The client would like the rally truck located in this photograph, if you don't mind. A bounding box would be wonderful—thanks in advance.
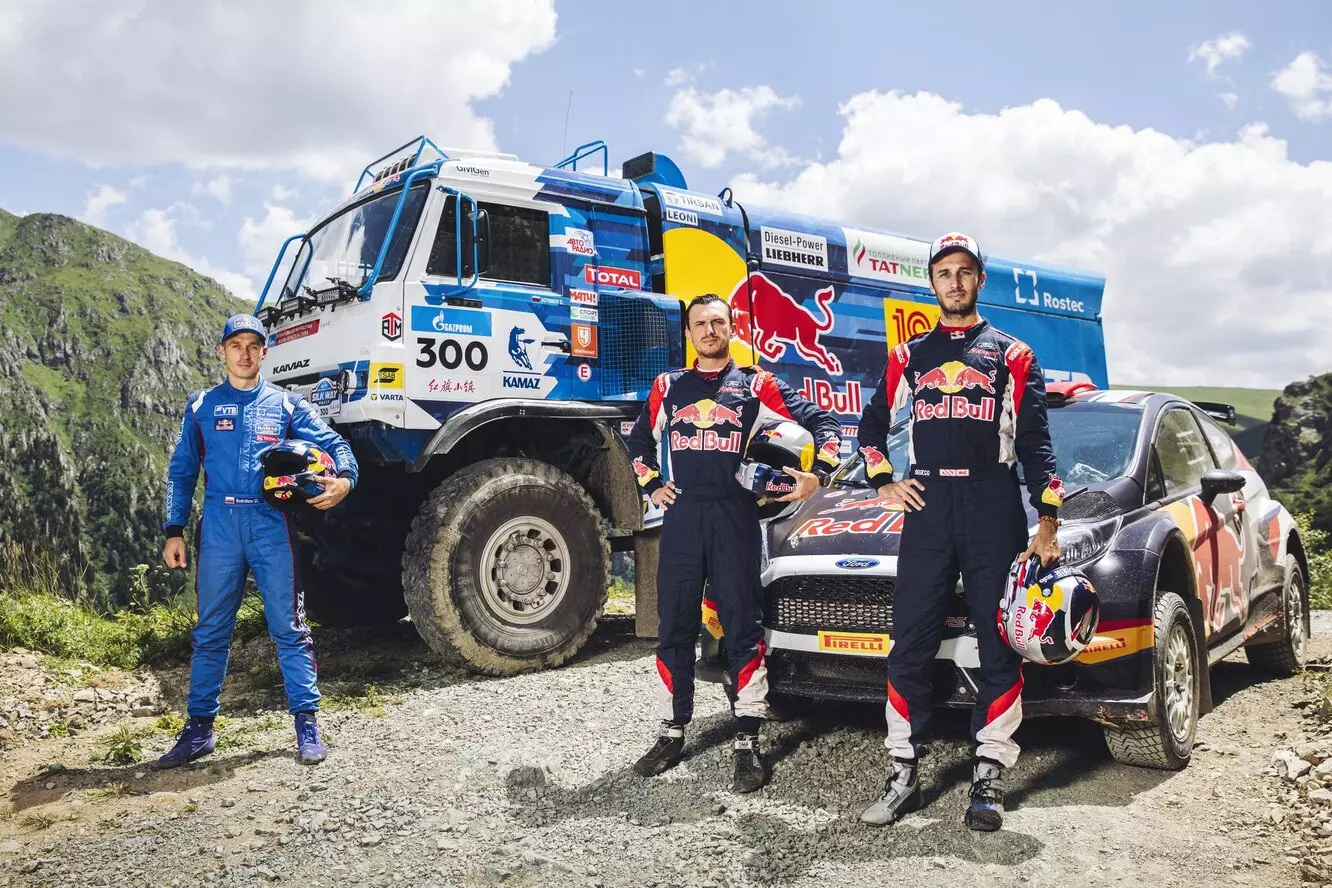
[255,136,1109,675]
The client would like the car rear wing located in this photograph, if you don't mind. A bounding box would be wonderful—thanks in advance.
[1192,401,1238,425]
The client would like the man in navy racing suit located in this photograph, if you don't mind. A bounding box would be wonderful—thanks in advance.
[158,314,359,768]
[627,293,843,793]
[857,233,1063,831]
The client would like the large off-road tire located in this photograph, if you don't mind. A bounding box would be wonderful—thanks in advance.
[1246,557,1308,677]
[300,544,408,627]
[1103,592,1198,770]
[402,458,610,675]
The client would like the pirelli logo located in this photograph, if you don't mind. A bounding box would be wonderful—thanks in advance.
[817,631,890,655]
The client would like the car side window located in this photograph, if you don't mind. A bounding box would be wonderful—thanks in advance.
[1146,452,1167,502]
[1154,409,1217,495]
[1195,412,1239,470]
[428,198,551,287]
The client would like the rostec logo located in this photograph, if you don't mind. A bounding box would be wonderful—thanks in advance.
[670,399,742,428]
[273,359,310,374]
[584,265,641,290]
[817,631,889,655]
[381,311,402,341]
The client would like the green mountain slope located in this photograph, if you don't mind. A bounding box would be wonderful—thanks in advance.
[1112,384,1279,459]
[1259,373,1332,535]
[0,209,247,606]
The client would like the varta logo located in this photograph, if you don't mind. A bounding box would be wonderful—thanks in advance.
[273,359,310,374]
[502,375,542,390]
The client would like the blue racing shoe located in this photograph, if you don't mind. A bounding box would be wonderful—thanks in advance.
[964,759,1005,832]
[295,712,327,765]
[155,717,216,769]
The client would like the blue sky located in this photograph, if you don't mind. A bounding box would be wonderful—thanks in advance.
[0,0,1329,386]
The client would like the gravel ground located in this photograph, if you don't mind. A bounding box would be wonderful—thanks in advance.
[0,613,1325,888]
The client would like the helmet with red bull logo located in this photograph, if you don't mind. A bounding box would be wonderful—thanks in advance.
[997,554,1100,665]
[261,440,337,511]
[736,421,815,515]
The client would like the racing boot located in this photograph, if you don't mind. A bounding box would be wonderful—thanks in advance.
[155,716,216,769]
[633,722,685,777]
[963,758,1005,832]
[731,732,768,793]
[294,712,327,765]
[859,757,922,826]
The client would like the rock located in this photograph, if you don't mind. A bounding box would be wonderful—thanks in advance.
[18,656,38,669]
[131,706,158,718]
[246,782,270,793]
[18,860,40,874]
[220,798,237,808]
[0,840,22,854]
[73,689,97,704]
[360,833,382,847]
[1309,788,1332,805]
[256,866,279,881]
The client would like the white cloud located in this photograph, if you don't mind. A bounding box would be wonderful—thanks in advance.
[1272,51,1332,120]
[125,206,256,304]
[80,185,127,228]
[1220,92,1239,110]
[633,68,645,79]
[0,0,557,181]
[665,85,800,169]
[239,203,316,285]
[665,67,692,87]
[192,175,233,203]
[1189,32,1252,74]
[269,183,297,202]
[729,90,1332,388]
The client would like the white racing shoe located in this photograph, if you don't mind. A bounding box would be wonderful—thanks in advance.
[860,757,923,826]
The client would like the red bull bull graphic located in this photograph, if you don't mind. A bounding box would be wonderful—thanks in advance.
[670,399,743,428]
[861,446,892,477]
[728,273,843,376]
[1011,580,1067,650]
[631,456,660,488]
[1042,475,1067,508]
[915,361,996,394]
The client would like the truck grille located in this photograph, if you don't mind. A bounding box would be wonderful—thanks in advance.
[598,293,681,399]
[765,576,895,634]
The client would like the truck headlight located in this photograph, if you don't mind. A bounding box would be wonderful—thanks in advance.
[1055,518,1119,566]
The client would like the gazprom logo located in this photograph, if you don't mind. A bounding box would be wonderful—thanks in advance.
[410,306,492,337]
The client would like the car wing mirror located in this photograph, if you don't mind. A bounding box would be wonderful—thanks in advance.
[1199,469,1245,506]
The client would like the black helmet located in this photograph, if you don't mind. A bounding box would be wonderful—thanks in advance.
[261,440,337,510]
[735,421,814,500]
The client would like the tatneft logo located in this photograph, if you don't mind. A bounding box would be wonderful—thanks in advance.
[845,229,930,285]
[273,359,310,374]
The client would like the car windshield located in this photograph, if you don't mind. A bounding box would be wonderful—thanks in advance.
[280,182,429,297]
[833,402,1143,488]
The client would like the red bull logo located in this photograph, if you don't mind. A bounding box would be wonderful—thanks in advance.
[1022,582,1066,645]
[631,456,660,487]
[670,399,743,429]
[818,494,902,515]
[1043,475,1066,508]
[915,361,996,395]
[670,429,743,453]
[727,273,843,376]
[795,511,905,538]
[861,446,891,477]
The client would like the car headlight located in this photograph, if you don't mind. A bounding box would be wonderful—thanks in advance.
[1055,518,1119,566]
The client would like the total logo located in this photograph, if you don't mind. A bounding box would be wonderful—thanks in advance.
[728,273,842,376]
[670,399,742,428]
[584,265,641,290]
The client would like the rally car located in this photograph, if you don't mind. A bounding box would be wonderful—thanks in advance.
[713,385,1311,770]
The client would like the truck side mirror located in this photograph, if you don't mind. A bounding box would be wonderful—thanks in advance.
[473,208,490,275]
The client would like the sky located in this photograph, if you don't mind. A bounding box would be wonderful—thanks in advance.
[1,0,1330,388]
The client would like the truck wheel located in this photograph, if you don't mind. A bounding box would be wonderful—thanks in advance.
[1103,592,1198,770]
[300,545,408,627]
[402,458,609,675]
[1246,557,1307,676]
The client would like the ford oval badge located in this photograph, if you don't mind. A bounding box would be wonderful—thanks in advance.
[835,558,879,570]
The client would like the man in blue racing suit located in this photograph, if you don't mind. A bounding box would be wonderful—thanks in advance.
[157,314,358,768]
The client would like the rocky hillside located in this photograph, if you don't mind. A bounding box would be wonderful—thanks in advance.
[0,209,245,606]
[1259,372,1332,535]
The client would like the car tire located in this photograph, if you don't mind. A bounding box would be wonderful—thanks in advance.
[1245,556,1307,677]
[402,458,609,676]
[1103,592,1198,770]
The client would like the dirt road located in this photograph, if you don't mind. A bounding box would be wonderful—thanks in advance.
[0,613,1323,888]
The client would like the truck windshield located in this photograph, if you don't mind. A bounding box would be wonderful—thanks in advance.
[280,182,429,297]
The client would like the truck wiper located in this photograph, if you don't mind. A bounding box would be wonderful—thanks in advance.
[302,277,360,302]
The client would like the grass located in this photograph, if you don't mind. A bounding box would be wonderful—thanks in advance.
[0,542,267,669]
[1298,513,1332,610]
[604,577,635,616]
[100,725,150,765]
[323,683,400,718]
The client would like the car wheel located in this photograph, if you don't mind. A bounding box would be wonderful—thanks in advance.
[1103,592,1198,770]
[1245,556,1307,677]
